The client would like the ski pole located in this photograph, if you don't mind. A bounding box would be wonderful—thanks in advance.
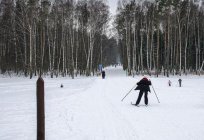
[151,84,160,103]
[121,84,136,101]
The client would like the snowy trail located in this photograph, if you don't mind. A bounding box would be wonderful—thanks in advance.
[1,66,204,140]
[69,78,138,140]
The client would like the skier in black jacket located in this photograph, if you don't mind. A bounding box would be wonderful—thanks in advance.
[102,70,105,79]
[134,77,152,106]
[178,79,182,87]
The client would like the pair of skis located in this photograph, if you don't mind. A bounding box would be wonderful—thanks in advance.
[131,102,148,107]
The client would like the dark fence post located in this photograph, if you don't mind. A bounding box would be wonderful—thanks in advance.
[36,77,45,140]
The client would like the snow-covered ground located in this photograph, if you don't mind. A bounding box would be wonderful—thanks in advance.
[1,66,204,140]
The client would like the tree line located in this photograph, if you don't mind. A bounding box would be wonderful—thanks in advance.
[0,0,119,78]
[115,0,204,77]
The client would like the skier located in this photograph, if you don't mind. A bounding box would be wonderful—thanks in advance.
[134,76,152,106]
[168,80,172,86]
[102,70,106,79]
[178,79,182,87]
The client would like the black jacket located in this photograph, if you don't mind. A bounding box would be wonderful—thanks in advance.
[102,71,105,77]
[135,78,151,92]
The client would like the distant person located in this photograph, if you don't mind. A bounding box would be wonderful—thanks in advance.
[98,64,103,72]
[168,80,172,86]
[134,76,152,106]
[102,70,105,79]
[178,79,182,87]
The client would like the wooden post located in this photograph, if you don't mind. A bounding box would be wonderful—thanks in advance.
[36,77,45,140]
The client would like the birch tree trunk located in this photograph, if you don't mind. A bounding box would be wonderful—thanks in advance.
[150,21,154,72]
[147,28,150,73]
[86,31,92,76]
[33,22,37,76]
[166,15,170,77]
[71,22,75,79]
[197,17,200,75]
[133,20,137,76]
[156,24,159,77]
[176,14,182,76]
[51,18,57,78]
[75,19,79,77]
[125,17,131,76]
[184,7,190,75]
[62,19,65,77]
[23,24,27,76]
[29,25,33,79]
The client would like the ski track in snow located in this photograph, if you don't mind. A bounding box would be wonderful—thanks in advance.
[1,66,204,140]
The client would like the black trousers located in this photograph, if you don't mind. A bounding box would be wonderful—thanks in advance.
[136,90,148,105]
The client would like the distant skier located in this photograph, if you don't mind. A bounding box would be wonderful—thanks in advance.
[134,76,152,106]
[102,70,106,79]
[168,80,172,86]
[178,79,182,87]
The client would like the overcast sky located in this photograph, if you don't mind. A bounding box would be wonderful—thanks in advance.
[107,0,118,16]
[0,0,119,15]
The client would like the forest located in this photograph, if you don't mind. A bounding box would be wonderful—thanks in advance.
[0,0,204,78]
[116,0,204,77]
[0,0,118,78]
